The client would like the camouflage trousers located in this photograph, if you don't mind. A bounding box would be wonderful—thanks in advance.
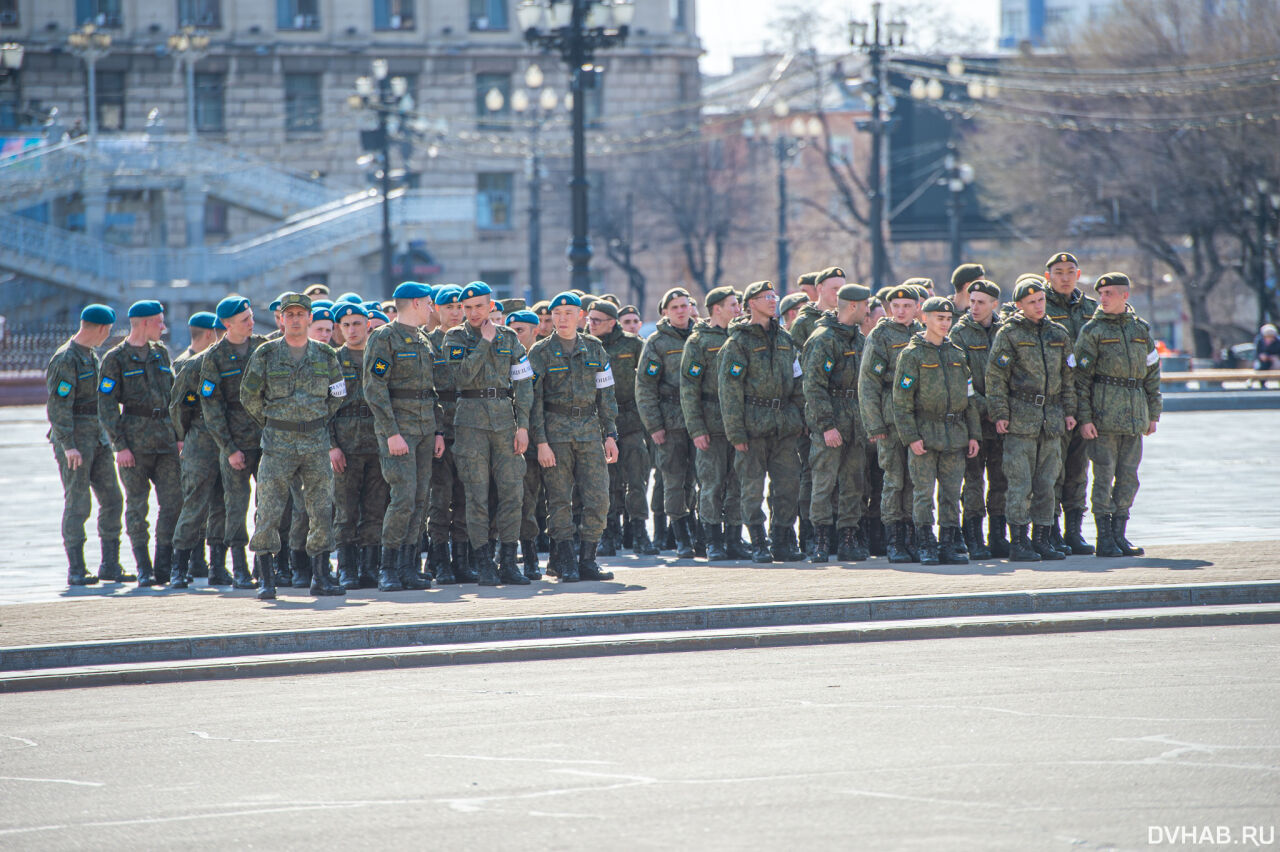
[608,430,650,520]
[118,451,182,551]
[520,448,544,541]
[454,424,525,546]
[809,435,866,529]
[219,448,261,547]
[907,448,966,528]
[378,433,434,548]
[655,428,696,519]
[1088,433,1143,517]
[250,450,334,556]
[1003,433,1062,526]
[876,438,915,523]
[797,434,813,522]
[864,445,882,520]
[53,436,123,548]
[733,433,801,528]
[1055,427,1090,514]
[280,476,309,552]
[172,425,226,549]
[334,452,389,547]
[695,434,742,525]
[962,433,1008,517]
[542,440,609,542]
[428,441,467,545]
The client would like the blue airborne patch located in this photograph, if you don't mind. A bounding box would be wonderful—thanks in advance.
[98,376,116,394]
[371,358,390,376]
[200,379,216,397]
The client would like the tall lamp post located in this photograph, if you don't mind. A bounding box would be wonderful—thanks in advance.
[940,143,974,272]
[850,1,906,291]
[1243,179,1280,326]
[516,0,634,293]
[67,23,112,139]
[167,26,211,138]
[742,103,822,290]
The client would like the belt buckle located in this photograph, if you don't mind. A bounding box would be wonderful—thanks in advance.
[570,406,583,417]
[1126,378,1138,388]
[152,408,163,418]
[769,398,781,410]
[484,387,498,399]
[1033,394,1045,406]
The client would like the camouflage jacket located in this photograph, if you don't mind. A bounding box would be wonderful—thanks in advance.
[858,316,922,441]
[596,325,645,436]
[948,311,1003,434]
[985,311,1077,437]
[331,345,380,455]
[199,334,268,457]
[363,321,442,441]
[45,338,107,452]
[892,333,980,452]
[635,317,694,435]
[240,338,344,454]
[98,339,178,454]
[528,331,618,445]
[427,327,460,439]
[1046,287,1099,341]
[1074,307,1162,435]
[169,350,210,442]
[787,303,826,350]
[680,321,734,439]
[801,313,865,439]
[717,318,806,445]
[442,321,533,433]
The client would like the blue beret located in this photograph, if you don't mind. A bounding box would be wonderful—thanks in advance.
[433,285,462,305]
[459,281,493,301]
[393,281,434,300]
[369,309,390,324]
[216,296,251,320]
[127,299,164,319]
[505,310,540,326]
[333,303,368,322]
[310,299,333,310]
[336,292,364,304]
[363,300,381,312]
[549,291,582,310]
[268,300,282,312]
[80,304,116,325]
[188,311,220,330]
[311,307,334,323]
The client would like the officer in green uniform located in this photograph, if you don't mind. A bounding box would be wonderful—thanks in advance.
[169,311,231,587]
[1044,251,1100,555]
[505,310,546,578]
[1074,272,1161,558]
[893,297,981,565]
[718,280,806,563]
[636,287,699,557]
[530,292,620,581]
[802,282,871,562]
[859,283,924,563]
[949,278,1008,559]
[46,304,127,585]
[200,296,267,589]
[240,292,346,600]
[443,281,534,585]
[986,277,1078,562]
[98,300,182,586]
[680,286,751,561]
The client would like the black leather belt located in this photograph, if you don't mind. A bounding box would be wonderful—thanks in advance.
[745,395,782,409]
[545,403,598,417]
[1094,375,1141,388]
[72,402,97,415]
[122,405,167,418]
[459,388,511,399]
[437,389,459,402]
[389,388,437,400]
[1011,390,1058,406]
[336,405,373,418]
[266,417,327,432]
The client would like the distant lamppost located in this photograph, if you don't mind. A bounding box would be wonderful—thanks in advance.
[742,102,822,289]
[516,0,635,293]
[940,143,974,272]
[167,26,211,138]
[66,24,112,139]
[1243,178,1280,326]
[850,1,906,291]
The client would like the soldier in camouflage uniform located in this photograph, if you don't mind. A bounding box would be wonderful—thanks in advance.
[46,304,127,585]
[859,283,925,563]
[169,311,231,587]
[801,282,871,563]
[1073,272,1161,558]
[986,277,1078,562]
[893,297,982,565]
[680,286,749,561]
[505,310,546,578]
[241,292,346,600]
[718,280,806,564]
[200,296,268,589]
[529,292,620,582]
[636,288,699,558]
[443,281,534,586]
[779,292,809,330]
[98,300,182,587]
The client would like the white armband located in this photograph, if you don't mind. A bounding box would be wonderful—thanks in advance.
[792,358,803,378]
[1146,349,1160,366]
[966,378,975,397]
[510,357,534,381]
[329,380,347,398]
[595,366,615,388]
[1066,353,1076,368]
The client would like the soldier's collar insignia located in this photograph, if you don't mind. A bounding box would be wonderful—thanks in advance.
[98,376,116,394]
[900,374,915,389]
[56,380,73,397]
[371,358,390,376]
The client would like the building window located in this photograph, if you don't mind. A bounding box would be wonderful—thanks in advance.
[1001,9,1025,39]
[478,270,514,298]
[205,199,228,236]
[374,0,415,31]
[177,0,220,28]
[470,0,508,31]
[284,73,321,133]
[475,71,511,130]
[277,0,319,30]
[95,71,125,131]
[195,72,224,132]
[671,0,687,31]
[477,172,513,229]
[76,0,123,28]
[0,0,18,28]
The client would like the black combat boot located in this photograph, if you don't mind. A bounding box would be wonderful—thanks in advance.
[838,526,869,562]
[1031,525,1066,560]
[498,542,531,585]
[553,540,579,582]
[747,524,771,563]
[704,523,729,561]
[153,543,174,585]
[336,544,361,590]
[1064,509,1095,555]
[398,544,431,590]
[359,545,380,588]
[770,523,805,563]
[189,547,209,579]
[1008,524,1039,562]
[521,539,541,580]
[809,524,830,564]
[208,544,232,586]
[452,540,479,583]
[988,515,1010,558]
[96,538,135,582]
[378,545,404,592]
[274,550,289,585]
[903,522,920,562]
[536,531,551,553]
[651,513,668,552]
[692,515,707,558]
[798,518,814,557]
[963,515,991,559]
[288,549,311,588]
[621,514,634,549]
[726,524,753,560]
[670,515,695,559]
[1094,513,1122,557]
[170,549,193,589]
[862,518,883,557]
[939,527,969,565]
[310,552,345,596]
[596,515,619,557]
[914,525,939,566]
[434,541,459,584]
[134,544,158,587]
[475,541,501,586]
[426,541,450,582]
[66,543,99,586]
[1112,515,1144,556]
[631,519,659,556]
[1048,515,1072,557]
[230,546,257,589]
[256,552,277,600]
[577,541,614,581]
[886,522,912,564]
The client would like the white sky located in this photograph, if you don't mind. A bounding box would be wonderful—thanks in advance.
[697,0,1001,75]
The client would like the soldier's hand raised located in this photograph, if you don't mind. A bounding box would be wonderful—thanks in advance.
[909,439,926,456]
[480,318,497,341]
[387,434,409,456]
[823,428,843,448]
[63,449,83,470]
[538,442,556,468]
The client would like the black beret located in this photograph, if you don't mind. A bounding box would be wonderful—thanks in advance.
[1045,252,1078,269]
[967,279,1002,300]
[660,287,691,310]
[837,283,871,301]
[815,266,846,285]
[705,286,737,310]
[950,263,985,291]
[1094,271,1132,291]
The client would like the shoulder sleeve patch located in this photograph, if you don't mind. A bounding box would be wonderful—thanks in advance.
[645,360,660,377]
[98,376,116,394]
[728,362,744,378]
[200,379,216,397]
[56,380,73,397]
[371,358,390,377]
[449,346,466,361]
[996,352,1011,367]
[900,374,915,389]
[687,362,703,378]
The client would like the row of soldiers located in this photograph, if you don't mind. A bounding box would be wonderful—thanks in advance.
[46,251,1160,596]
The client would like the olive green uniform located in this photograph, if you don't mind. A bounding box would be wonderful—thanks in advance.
[801,313,867,529]
[949,311,1007,517]
[598,325,650,523]
[170,349,226,551]
[681,321,743,527]
[1046,287,1098,517]
[788,303,826,527]
[331,345,389,548]
[426,327,469,549]
[858,317,922,522]
[636,318,697,521]
[199,334,268,547]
